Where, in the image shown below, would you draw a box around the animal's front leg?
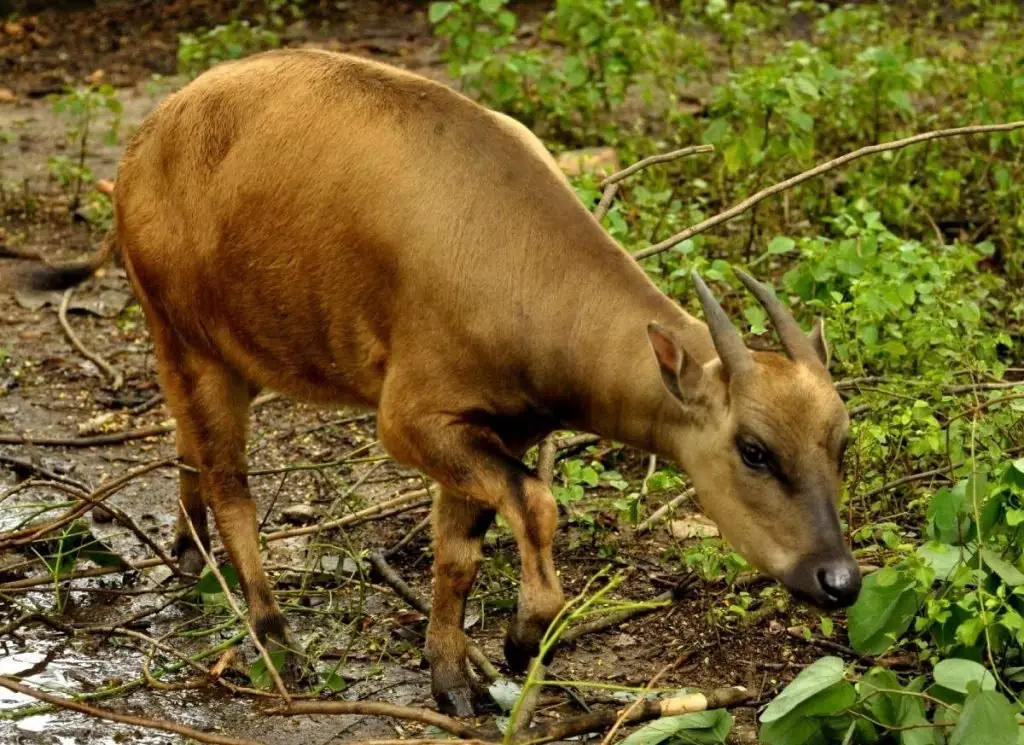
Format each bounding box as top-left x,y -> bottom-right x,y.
425,489 -> 495,716
377,408 -> 566,714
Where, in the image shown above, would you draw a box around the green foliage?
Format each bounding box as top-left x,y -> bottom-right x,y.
619,705 -> 733,745
762,656 -> 1022,744
177,20 -> 281,78
48,84 -> 121,219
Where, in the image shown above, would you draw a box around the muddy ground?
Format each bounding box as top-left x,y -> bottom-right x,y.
0,3 -> 838,743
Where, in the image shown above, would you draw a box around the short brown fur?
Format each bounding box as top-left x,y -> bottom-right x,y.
12,50 -> 859,715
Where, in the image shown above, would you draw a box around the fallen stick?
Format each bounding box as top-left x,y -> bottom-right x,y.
0,392 -> 279,447
598,653 -> 690,745
0,676 -> 267,745
633,487 -> 695,536
513,685 -> 750,745
271,700 -> 486,740
384,514 -> 431,557
0,487 -> 433,590
58,287 -> 123,390
366,551 -> 499,682
634,120 -> 1024,259
0,456 -> 178,548
0,453 -> 91,492
560,575 -> 698,645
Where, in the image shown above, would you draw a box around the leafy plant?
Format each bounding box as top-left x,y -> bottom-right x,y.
177,20 -> 281,78
48,84 -> 121,216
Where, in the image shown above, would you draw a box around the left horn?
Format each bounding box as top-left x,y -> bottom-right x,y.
733,268 -> 823,368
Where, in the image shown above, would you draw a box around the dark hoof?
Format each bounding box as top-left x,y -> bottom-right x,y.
266,629 -> 316,688
503,632 -> 538,674
435,686 -> 476,718
171,535 -> 205,577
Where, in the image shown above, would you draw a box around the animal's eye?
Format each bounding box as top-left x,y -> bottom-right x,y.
739,440 -> 770,470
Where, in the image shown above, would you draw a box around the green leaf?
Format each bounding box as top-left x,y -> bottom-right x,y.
767,236 -> 796,255
848,570 -> 918,655
761,656 -> 845,723
982,548 -> 1024,586
619,709 -> 733,745
949,691 -> 1018,745
196,563 -> 240,594
479,0 -> 505,12
933,659 -> 997,694
249,651 -> 288,690
759,682 -> 856,745
428,2 -> 454,23
916,541 -> 967,580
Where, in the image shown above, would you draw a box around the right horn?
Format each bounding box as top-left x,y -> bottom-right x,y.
733,268 -> 824,368
691,271 -> 754,379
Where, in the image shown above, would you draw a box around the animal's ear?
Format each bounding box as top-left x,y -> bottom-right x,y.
647,322 -> 705,402
808,318 -> 830,368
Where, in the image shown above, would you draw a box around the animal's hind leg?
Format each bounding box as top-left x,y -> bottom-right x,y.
152,333 -> 302,680
425,488 -> 495,717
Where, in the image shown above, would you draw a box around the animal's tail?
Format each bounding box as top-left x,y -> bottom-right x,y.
10,232 -> 118,292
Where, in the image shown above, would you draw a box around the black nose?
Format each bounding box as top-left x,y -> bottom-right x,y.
816,563 -> 861,608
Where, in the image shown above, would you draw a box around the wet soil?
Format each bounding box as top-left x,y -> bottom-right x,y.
1,3 -> 845,743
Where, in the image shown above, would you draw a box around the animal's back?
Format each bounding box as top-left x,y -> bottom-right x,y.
114,49 -> 618,408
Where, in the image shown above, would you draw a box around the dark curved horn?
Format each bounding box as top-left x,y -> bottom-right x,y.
691,271 -> 753,378
733,268 -> 822,367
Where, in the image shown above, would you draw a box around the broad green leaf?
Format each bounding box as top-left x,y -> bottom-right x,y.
982,548 -> 1024,586
249,650 -> 287,690
916,541 -> 967,580
761,656 -> 846,723
933,659 -> 997,694
619,709 -> 733,745
949,691 -> 1018,745
428,2 -> 454,23
196,563 -> 240,594
479,0 -> 505,12
848,570 -> 918,655
767,236 -> 796,255
759,682 -> 856,745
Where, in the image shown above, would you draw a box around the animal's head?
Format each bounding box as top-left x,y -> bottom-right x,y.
647,269 -> 859,609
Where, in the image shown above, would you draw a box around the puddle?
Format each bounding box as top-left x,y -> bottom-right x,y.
0,637 -> 196,744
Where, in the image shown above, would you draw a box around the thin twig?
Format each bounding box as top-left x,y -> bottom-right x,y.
178,497 -> 292,703
58,287 -> 123,390
512,686 -> 750,745
599,145 -> 715,188
633,488 -> 695,535
384,515 -> 431,557
634,120 -> 1024,259
561,576 -> 698,644
592,183 -> 619,221
0,454 -> 90,492
0,676 -> 267,745
0,486 -> 432,590
0,392 -> 278,447
272,700 -> 486,740
366,551 -> 499,682
599,653 -> 689,745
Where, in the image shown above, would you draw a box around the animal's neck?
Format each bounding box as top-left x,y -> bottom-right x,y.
543,239 -> 716,462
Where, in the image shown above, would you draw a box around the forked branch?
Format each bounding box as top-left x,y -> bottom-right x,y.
633,120 -> 1024,259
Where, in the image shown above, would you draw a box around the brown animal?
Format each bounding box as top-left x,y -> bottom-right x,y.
15,49 -> 860,716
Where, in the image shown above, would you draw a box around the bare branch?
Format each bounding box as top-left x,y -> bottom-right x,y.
58,287 -> 123,389
512,685 -> 750,745
600,145 -> 715,188
0,676 -> 266,745
634,120 -> 1024,259
366,550 -> 499,682
272,700 -> 486,740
